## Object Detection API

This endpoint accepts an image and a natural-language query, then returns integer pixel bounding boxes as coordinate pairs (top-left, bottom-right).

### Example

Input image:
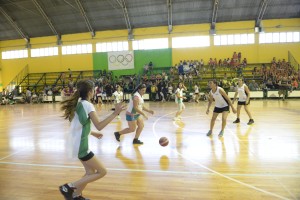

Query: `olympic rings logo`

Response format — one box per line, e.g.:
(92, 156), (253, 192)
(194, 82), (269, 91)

(109, 54), (133, 66)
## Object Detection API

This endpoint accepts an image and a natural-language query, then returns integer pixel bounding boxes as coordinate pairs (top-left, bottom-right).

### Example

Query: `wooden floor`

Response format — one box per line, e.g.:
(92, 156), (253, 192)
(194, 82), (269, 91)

(0, 100), (300, 200)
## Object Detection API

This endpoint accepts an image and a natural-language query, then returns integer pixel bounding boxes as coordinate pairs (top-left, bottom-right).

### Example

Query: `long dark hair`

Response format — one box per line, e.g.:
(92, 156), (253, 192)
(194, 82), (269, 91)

(61, 80), (94, 121)
(132, 83), (146, 95)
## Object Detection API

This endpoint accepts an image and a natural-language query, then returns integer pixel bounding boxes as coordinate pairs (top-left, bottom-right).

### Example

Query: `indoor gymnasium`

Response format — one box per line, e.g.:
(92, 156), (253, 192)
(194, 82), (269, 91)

(0, 0), (299, 200)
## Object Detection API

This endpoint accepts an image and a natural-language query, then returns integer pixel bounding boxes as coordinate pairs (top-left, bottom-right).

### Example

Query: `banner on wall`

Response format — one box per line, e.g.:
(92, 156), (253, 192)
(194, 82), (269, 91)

(108, 51), (134, 70)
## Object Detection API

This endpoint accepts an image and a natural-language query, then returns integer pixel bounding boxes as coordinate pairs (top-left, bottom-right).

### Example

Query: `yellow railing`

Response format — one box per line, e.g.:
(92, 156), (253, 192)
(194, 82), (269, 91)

(5, 64), (29, 92)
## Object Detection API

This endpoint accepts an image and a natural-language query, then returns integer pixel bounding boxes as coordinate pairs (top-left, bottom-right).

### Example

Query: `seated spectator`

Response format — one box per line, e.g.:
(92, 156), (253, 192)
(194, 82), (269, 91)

(291, 78), (298, 90)
(148, 61), (153, 70)
(248, 80), (259, 91)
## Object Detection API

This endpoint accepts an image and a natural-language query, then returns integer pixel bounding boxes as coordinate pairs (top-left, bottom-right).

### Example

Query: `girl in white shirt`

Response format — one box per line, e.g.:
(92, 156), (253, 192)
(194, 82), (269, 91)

(174, 82), (187, 121)
(206, 80), (236, 137)
(114, 84), (154, 145)
(59, 80), (125, 200)
(232, 78), (254, 125)
(113, 86), (124, 119)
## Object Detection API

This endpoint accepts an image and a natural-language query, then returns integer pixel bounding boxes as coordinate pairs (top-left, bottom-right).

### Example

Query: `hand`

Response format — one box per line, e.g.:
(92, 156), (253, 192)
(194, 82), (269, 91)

(206, 109), (209, 114)
(91, 131), (103, 139)
(114, 102), (127, 115)
(149, 110), (154, 115)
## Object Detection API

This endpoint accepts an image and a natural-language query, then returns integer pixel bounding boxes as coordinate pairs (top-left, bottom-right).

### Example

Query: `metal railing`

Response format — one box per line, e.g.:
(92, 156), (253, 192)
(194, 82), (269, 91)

(5, 64), (29, 92)
(288, 51), (299, 70)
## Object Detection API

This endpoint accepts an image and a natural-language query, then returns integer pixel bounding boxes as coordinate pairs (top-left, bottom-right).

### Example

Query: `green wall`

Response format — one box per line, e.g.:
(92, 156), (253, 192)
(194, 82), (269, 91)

(93, 48), (172, 78)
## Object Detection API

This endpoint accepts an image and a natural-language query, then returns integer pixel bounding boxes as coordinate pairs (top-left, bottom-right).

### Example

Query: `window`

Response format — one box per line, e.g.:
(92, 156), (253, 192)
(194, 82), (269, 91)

(214, 34), (254, 46)
(172, 36), (210, 48)
(31, 47), (58, 58)
(1, 49), (28, 59)
(62, 44), (92, 55)
(133, 38), (168, 50)
(96, 41), (128, 52)
(259, 32), (300, 44)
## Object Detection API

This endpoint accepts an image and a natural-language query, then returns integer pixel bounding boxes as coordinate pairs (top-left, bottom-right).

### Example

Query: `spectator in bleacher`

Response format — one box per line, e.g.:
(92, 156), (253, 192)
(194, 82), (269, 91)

(166, 83), (173, 101)
(291, 78), (298, 90)
(232, 78), (254, 125)
(242, 58), (247, 67)
(238, 52), (242, 63)
(206, 80), (236, 137)
(143, 63), (149, 75)
(148, 61), (153, 70)
(200, 59), (204, 68)
(248, 80), (259, 91)
(105, 83), (113, 104)
(68, 68), (72, 79)
(150, 83), (157, 101)
(26, 88), (31, 103)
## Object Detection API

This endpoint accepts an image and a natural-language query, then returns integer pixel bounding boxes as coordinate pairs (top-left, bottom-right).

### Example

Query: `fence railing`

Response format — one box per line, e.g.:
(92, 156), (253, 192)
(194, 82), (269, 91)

(288, 51), (299, 70)
(5, 64), (29, 92)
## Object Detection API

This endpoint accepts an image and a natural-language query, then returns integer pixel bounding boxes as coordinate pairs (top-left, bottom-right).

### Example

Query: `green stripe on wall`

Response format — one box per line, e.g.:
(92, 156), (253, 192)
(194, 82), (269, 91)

(92, 48), (172, 78)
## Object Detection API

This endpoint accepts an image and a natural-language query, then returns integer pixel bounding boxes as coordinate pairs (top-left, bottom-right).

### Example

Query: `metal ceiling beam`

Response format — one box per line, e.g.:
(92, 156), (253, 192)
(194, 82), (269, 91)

(0, 7), (30, 42)
(115, 0), (132, 34)
(75, 0), (95, 37)
(31, 0), (61, 41)
(167, 0), (172, 33)
(255, 0), (270, 27)
(211, 0), (219, 30)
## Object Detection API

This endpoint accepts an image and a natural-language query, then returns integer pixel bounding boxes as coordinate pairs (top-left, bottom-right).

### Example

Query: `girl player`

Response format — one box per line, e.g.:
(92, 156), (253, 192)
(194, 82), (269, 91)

(206, 80), (236, 137)
(114, 84), (154, 145)
(173, 82), (187, 121)
(113, 85), (124, 119)
(232, 78), (254, 125)
(59, 80), (126, 200)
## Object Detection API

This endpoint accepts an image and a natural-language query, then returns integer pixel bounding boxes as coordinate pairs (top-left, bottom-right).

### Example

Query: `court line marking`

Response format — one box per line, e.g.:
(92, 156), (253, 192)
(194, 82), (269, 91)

(152, 110), (292, 200)
(0, 161), (299, 178)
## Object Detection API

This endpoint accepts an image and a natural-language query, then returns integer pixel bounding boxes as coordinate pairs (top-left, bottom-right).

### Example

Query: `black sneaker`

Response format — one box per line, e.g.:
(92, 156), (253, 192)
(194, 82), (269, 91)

(218, 131), (224, 137)
(247, 119), (254, 125)
(73, 195), (90, 200)
(233, 118), (240, 123)
(133, 139), (143, 144)
(114, 132), (120, 142)
(206, 130), (212, 136)
(59, 184), (75, 200)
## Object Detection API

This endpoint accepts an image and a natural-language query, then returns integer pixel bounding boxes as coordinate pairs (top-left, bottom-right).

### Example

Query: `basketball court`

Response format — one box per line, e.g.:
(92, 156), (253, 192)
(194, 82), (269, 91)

(0, 100), (299, 200)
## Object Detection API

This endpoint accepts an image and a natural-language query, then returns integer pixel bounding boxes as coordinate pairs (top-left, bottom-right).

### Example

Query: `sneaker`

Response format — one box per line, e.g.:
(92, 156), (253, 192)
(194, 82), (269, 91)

(59, 183), (75, 200)
(114, 132), (120, 142)
(73, 196), (90, 200)
(233, 118), (240, 123)
(206, 130), (212, 136)
(133, 139), (143, 144)
(247, 119), (254, 125)
(116, 115), (121, 119)
(218, 131), (224, 137)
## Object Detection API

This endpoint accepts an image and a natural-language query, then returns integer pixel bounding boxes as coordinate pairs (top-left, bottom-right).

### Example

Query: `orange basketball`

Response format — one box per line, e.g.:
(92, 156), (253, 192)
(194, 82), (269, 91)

(159, 137), (169, 147)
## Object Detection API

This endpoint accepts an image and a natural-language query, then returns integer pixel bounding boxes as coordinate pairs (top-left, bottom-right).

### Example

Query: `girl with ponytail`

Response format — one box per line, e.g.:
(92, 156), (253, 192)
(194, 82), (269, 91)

(114, 84), (154, 145)
(59, 79), (126, 200)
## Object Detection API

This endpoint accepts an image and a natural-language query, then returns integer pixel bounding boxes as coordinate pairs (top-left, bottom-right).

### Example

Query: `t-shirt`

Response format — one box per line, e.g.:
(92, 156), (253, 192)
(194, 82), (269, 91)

(113, 91), (123, 104)
(175, 88), (184, 104)
(210, 87), (228, 108)
(69, 100), (95, 159)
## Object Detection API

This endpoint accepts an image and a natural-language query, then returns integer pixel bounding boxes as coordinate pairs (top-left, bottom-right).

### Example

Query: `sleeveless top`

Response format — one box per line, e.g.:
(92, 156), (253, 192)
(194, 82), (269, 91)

(210, 87), (229, 108)
(237, 84), (247, 102)
(126, 92), (144, 115)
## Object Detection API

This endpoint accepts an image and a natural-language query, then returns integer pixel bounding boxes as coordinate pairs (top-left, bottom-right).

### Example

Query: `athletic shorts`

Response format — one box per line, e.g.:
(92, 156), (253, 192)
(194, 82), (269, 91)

(238, 100), (250, 105)
(213, 106), (229, 113)
(79, 151), (94, 161)
(126, 114), (140, 121)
